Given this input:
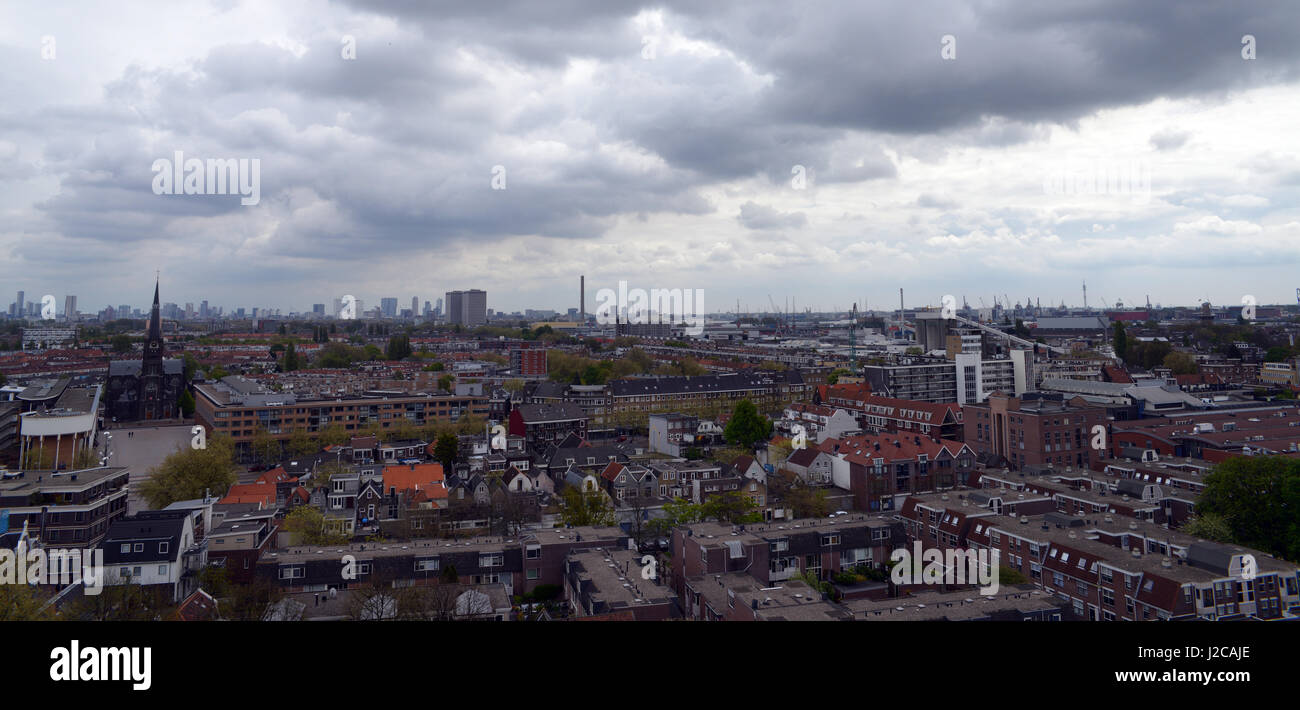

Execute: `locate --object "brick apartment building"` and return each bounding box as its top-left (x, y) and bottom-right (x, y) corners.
top-left (963, 392), bottom-right (1106, 470)
top-left (817, 432), bottom-right (977, 512)
top-left (193, 375), bottom-right (488, 460)
top-left (509, 348), bottom-right (548, 377)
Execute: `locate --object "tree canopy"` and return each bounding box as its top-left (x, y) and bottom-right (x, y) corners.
top-left (138, 433), bottom-right (238, 509)
top-left (1195, 456), bottom-right (1300, 562)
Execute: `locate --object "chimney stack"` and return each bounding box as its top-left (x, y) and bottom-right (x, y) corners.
top-left (580, 275), bottom-right (585, 324)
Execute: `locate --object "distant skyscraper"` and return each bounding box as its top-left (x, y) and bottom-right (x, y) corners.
top-left (118, 305), bottom-right (130, 320)
top-left (313, 303), bottom-right (326, 316)
top-left (423, 300), bottom-right (432, 317)
top-left (381, 297), bottom-right (398, 318)
top-left (15, 290), bottom-right (24, 318)
top-left (411, 296), bottom-right (419, 315)
top-left (445, 289), bottom-right (488, 326)
top-left (435, 297), bottom-right (443, 317)
top-left (63, 295), bottom-right (77, 322)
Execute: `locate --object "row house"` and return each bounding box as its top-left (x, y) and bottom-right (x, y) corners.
top-left (780, 403), bottom-right (859, 443)
top-left (897, 493), bottom-right (1300, 621)
top-left (669, 515), bottom-right (903, 600)
top-left (101, 510), bottom-right (208, 604)
top-left (645, 460), bottom-right (724, 499)
top-left (257, 525), bottom-right (628, 598)
top-left (508, 403), bottom-right (589, 454)
top-left (819, 432), bottom-right (976, 512)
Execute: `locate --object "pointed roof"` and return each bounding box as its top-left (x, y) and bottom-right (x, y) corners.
top-left (147, 278), bottom-right (164, 344)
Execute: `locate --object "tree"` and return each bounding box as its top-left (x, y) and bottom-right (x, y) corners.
top-left (724, 399), bottom-right (772, 448)
top-left (1111, 320), bottom-right (1128, 360)
top-left (283, 506), bottom-right (350, 546)
top-left (251, 428), bottom-right (282, 466)
top-left (137, 434), bottom-right (238, 509)
top-left (700, 491), bottom-right (763, 524)
top-left (287, 428), bottom-right (319, 457)
top-left (282, 342), bottom-right (301, 371)
top-left (434, 432), bottom-right (459, 471)
top-left (317, 423), bottom-right (350, 447)
top-left (110, 334), bottom-right (133, 353)
top-left (178, 389), bottom-right (196, 417)
top-left (561, 486), bottom-right (616, 527)
top-left (1195, 456), bottom-right (1300, 561)
top-left (503, 379), bottom-right (525, 396)
top-left (0, 584), bottom-right (57, 621)
top-left (438, 374), bottom-right (455, 392)
top-left (386, 334), bottom-right (412, 361)
top-left (1162, 351), bottom-right (1198, 375)
top-left (1180, 513), bottom-right (1234, 543)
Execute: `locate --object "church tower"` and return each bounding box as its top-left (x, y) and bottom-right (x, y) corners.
top-left (140, 279), bottom-right (166, 419)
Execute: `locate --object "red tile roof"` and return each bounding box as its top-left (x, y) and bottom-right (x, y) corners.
top-left (381, 462), bottom-right (447, 498)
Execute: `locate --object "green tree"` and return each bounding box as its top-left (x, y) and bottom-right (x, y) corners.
top-left (282, 342), bottom-right (300, 371)
top-left (434, 432), bottom-right (459, 471)
top-left (137, 434), bottom-right (238, 509)
top-left (283, 506), bottom-right (350, 546)
top-left (386, 334), bottom-right (412, 361)
top-left (561, 486), bottom-right (616, 527)
top-left (724, 399), bottom-right (773, 447)
top-left (438, 374), bottom-right (455, 392)
top-left (110, 334), bottom-right (133, 353)
top-left (700, 491), bottom-right (763, 524)
top-left (1180, 512), bottom-right (1234, 543)
top-left (287, 428), bottom-right (319, 457)
top-left (1196, 456), bottom-right (1300, 562)
top-left (1162, 351), bottom-right (1198, 375)
top-left (178, 389), bottom-right (196, 417)
top-left (317, 423), bottom-right (350, 447)
top-left (0, 583), bottom-right (57, 620)
top-left (251, 428), bottom-right (282, 466)
top-left (1112, 320), bottom-right (1128, 360)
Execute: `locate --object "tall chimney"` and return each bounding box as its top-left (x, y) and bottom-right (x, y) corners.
top-left (580, 275), bottom-right (585, 324)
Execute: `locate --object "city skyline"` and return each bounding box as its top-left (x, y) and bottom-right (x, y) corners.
top-left (2, 1), bottom-right (1299, 313)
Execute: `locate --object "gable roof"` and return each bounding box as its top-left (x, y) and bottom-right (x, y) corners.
top-left (219, 482), bottom-right (276, 507)
top-left (381, 462), bottom-right (446, 497)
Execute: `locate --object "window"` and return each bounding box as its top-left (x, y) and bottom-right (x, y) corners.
top-left (526, 545), bottom-right (541, 560)
top-left (279, 566), bottom-right (305, 580)
top-left (479, 553), bottom-right (504, 568)
top-left (133, 543), bottom-right (144, 553)
top-left (157, 565), bottom-right (168, 576)
top-left (159, 542), bottom-right (169, 555)
top-left (120, 544), bottom-right (130, 554)
top-left (526, 569), bottom-right (539, 580)
top-left (821, 534), bottom-right (840, 546)
top-left (414, 558), bottom-right (439, 572)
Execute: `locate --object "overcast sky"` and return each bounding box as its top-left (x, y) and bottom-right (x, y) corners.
top-left (3, 0), bottom-right (1299, 317)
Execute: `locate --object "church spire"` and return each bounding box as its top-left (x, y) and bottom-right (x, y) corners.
top-left (146, 276), bottom-right (164, 354)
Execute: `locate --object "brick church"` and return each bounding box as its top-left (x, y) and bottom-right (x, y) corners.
top-left (105, 281), bottom-right (184, 421)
